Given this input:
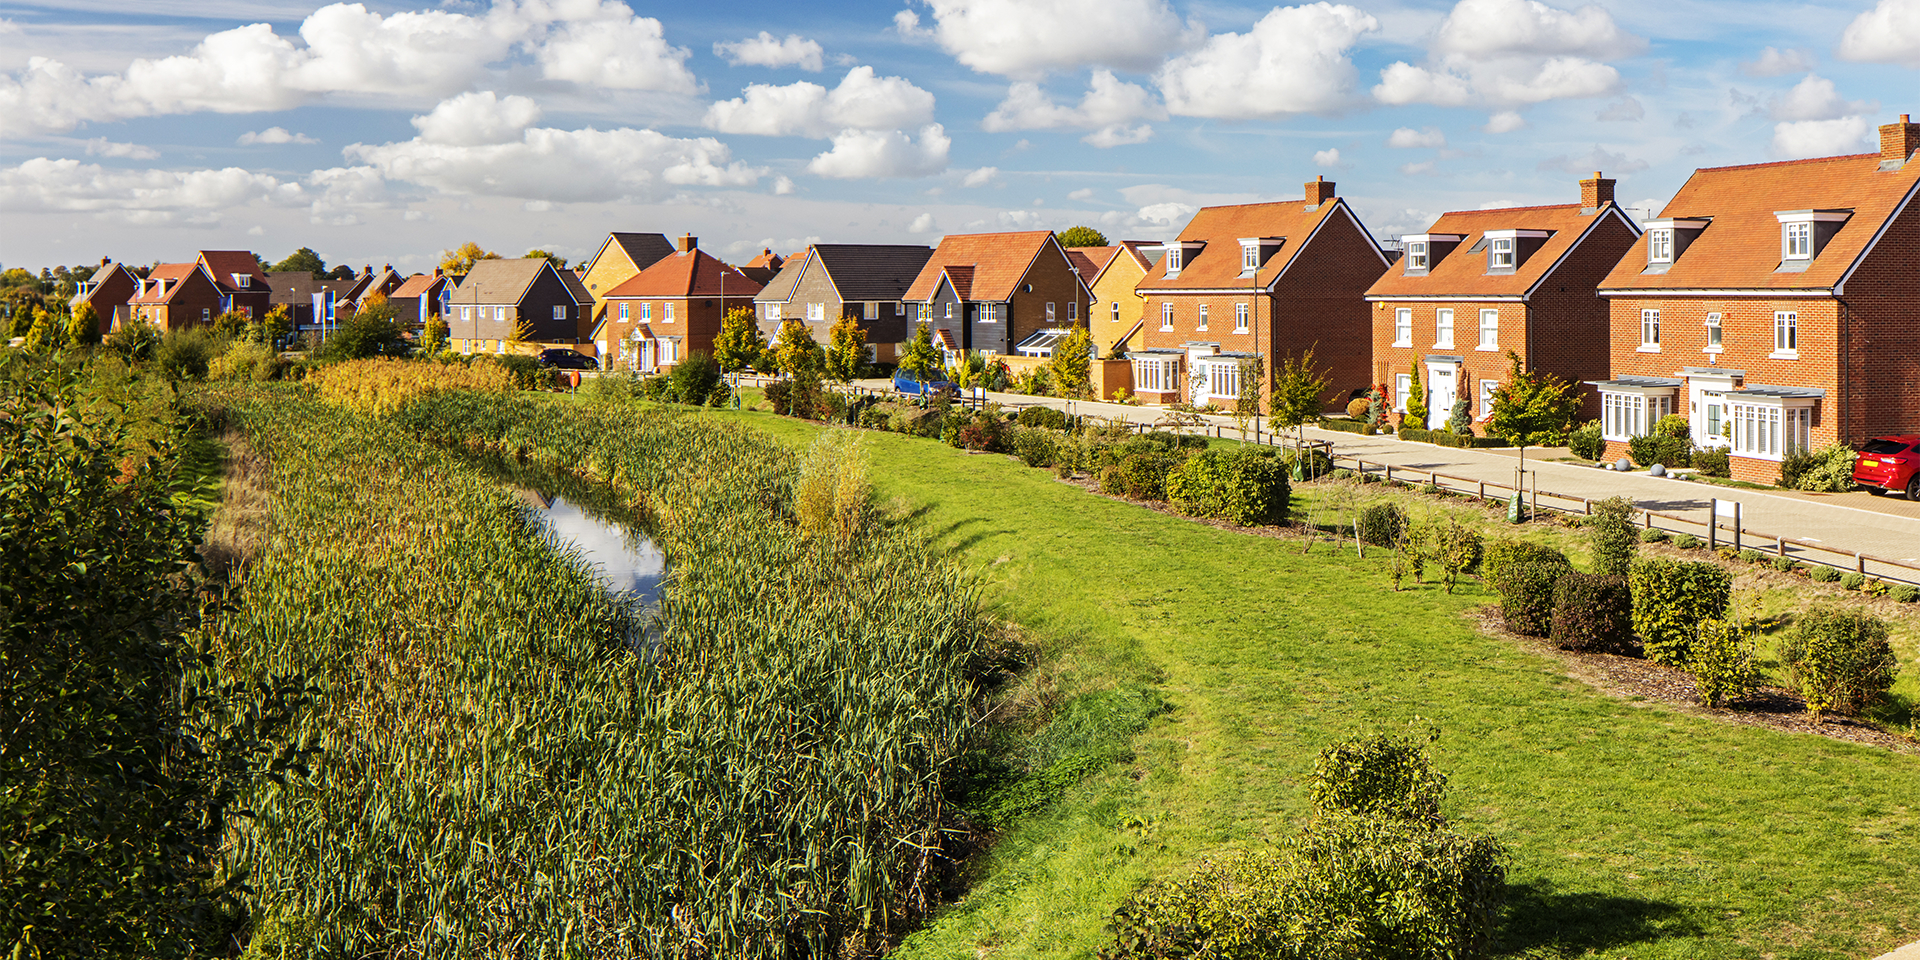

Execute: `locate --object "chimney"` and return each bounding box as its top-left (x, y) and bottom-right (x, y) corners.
top-left (1881, 114), bottom-right (1919, 166)
top-left (1580, 171), bottom-right (1615, 212)
top-left (677, 234), bottom-right (698, 253)
top-left (1304, 175), bottom-right (1336, 208)
top-left (100, 256), bottom-right (111, 267)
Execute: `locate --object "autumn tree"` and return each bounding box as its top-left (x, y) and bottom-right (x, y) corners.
top-left (773, 319), bottom-right (824, 378)
top-left (1049, 324), bottom-right (1092, 398)
top-left (898, 322), bottom-right (942, 387)
top-left (1488, 350), bottom-right (1581, 474)
top-left (67, 302), bottom-right (102, 346)
top-left (824, 312), bottom-right (868, 382)
top-left (439, 242), bottom-right (501, 276)
top-left (1057, 225), bottom-right (1108, 248)
top-left (524, 249), bottom-right (569, 269)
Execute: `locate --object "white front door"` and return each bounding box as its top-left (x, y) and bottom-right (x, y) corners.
top-left (1690, 376), bottom-right (1734, 448)
top-left (1186, 346), bottom-right (1216, 406)
top-left (1425, 362), bottom-right (1456, 429)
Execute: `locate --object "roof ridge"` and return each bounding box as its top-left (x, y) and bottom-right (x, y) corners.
top-left (1439, 201), bottom-right (1585, 217)
top-left (1695, 152), bottom-right (1879, 173)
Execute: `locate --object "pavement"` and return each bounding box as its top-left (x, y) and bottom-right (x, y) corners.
top-left (1874, 941), bottom-right (1920, 960)
top-left (848, 382), bottom-right (1920, 583)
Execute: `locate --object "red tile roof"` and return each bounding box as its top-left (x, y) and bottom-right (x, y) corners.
top-left (903, 230), bottom-right (1055, 302)
top-left (1365, 203), bottom-right (1629, 299)
top-left (1599, 152), bottom-right (1920, 293)
top-left (130, 263), bottom-right (201, 304)
top-left (941, 265), bottom-right (974, 300)
top-left (602, 248), bottom-right (763, 298)
top-left (1065, 246), bottom-right (1114, 282)
top-left (1134, 200), bottom-right (1351, 291)
top-left (744, 249), bottom-right (784, 270)
top-left (391, 273), bottom-right (443, 298)
top-left (197, 250), bottom-right (267, 291)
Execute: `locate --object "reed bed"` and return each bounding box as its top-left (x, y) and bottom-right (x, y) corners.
top-left (307, 357), bottom-right (514, 416)
top-left (205, 388), bottom-right (989, 958)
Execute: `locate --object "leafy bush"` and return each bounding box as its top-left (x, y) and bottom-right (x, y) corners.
top-left (1567, 419), bottom-right (1604, 461)
top-left (1016, 405), bottom-right (1068, 429)
top-left (1308, 731), bottom-right (1447, 825)
top-left (1887, 583), bottom-right (1919, 603)
top-left (1319, 417), bottom-right (1374, 435)
top-left (1447, 398), bottom-right (1473, 436)
top-left (316, 311), bottom-right (410, 362)
top-left (1692, 619), bottom-right (1759, 708)
top-left (208, 340), bottom-right (286, 382)
top-left (1549, 573), bottom-right (1633, 654)
top-left (1588, 496), bottom-right (1638, 577)
top-left (1628, 558), bottom-right (1732, 666)
top-left (155, 326), bottom-right (224, 379)
top-left (1810, 564), bottom-right (1841, 583)
top-left (1010, 425), bottom-right (1059, 467)
top-left (1841, 572), bottom-right (1867, 591)
top-left (1164, 449), bottom-right (1291, 526)
top-left (1639, 528), bottom-right (1669, 544)
top-left (1672, 533), bottom-right (1700, 550)
top-left (1357, 502), bottom-right (1408, 547)
top-left (1346, 397), bottom-right (1370, 419)
top-left (1737, 548), bottom-right (1764, 564)
top-left (1400, 426), bottom-right (1432, 443)
top-left (1772, 555), bottom-right (1800, 574)
top-left (665, 351), bottom-right (721, 405)
top-left (1433, 519), bottom-right (1482, 594)
top-left (493, 352), bottom-right (547, 391)
top-left (1105, 451), bottom-right (1181, 501)
top-left (1781, 443), bottom-right (1858, 491)
top-left (1482, 539), bottom-right (1568, 595)
top-left (1693, 447), bottom-right (1731, 478)
top-left (104, 317), bottom-right (161, 362)
top-left (1780, 609), bottom-right (1899, 718)
top-left (1498, 561), bottom-right (1570, 637)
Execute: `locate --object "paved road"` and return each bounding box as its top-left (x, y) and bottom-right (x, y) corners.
top-left (852, 382), bottom-right (1920, 581)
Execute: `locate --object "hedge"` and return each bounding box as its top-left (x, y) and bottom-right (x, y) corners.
top-left (1780, 608), bottom-right (1899, 718)
top-left (1627, 558), bottom-right (1732, 666)
top-left (1320, 418), bottom-right (1383, 436)
top-left (1549, 573), bottom-right (1633, 654)
top-left (1498, 561), bottom-right (1571, 637)
top-left (1164, 449), bottom-right (1291, 526)
top-left (1482, 539), bottom-right (1568, 595)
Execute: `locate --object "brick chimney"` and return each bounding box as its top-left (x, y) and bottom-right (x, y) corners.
top-left (1881, 114), bottom-right (1919, 165)
top-left (1580, 171), bottom-right (1615, 211)
top-left (677, 234), bottom-right (698, 253)
top-left (1304, 176), bottom-right (1336, 207)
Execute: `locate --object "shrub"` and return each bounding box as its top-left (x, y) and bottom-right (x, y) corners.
top-left (1283, 446), bottom-right (1333, 480)
top-left (1841, 572), bottom-right (1867, 591)
top-left (1887, 583), bottom-right (1919, 603)
top-left (1482, 539), bottom-right (1568, 594)
top-left (1164, 449), bottom-right (1291, 526)
top-left (1010, 425), bottom-right (1059, 467)
top-left (955, 418), bottom-right (1006, 452)
top-left (1111, 451), bottom-right (1180, 501)
top-left (1738, 548), bottom-right (1765, 564)
top-left (1810, 564), bottom-right (1841, 583)
top-left (1309, 731), bottom-right (1446, 825)
top-left (1433, 519), bottom-right (1482, 594)
top-left (665, 351), bottom-right (721, 405)
top-left (155, 326), bottom-right (224, 380)
top-left (104, 317), bottom-right (161, 362)
top-left (1588, 496), bottom-right (1638, 577)
top-left (1357, 502), bottom-right (1408, 547)
top-left (493, 353), bottom-right (547, 391)
top-left (1772, 555), bottom-right (1800, 573)
top-left (1692, 619), bottom-right (1760, 708)
top-left (1549, 573), bottom-right (1633, 654)
top-left (316, 311), bottom-right (410, 362)
top-left (1628, 558), bottom-right (1732, 666)
top-left (1639, 528), bottom-right (1669, 544)
top-left (207, 340), bottom-right (285, 382)
top-left (1567, 419), bottom-right (1604, 461)
top-left (1781, 443), bottom-right (1858, 491)
top-left (1016, 405), bottom-right (1067, 429)
top-left (1400, 426), bottom-right (1432, 443)
top-left (1346, 396), bottom-right (1370, 419)
top-left (1626, 434), bottom-right (1659, 468)
top-left (1780, 609), bottom-right (1899, 718)
top-left (1498, 561), bottom-right (1570, 637)
top-left (1693, 447), bottom-right (1731, 478)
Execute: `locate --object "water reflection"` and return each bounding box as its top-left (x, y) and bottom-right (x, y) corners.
top-left (514, 487), bottom-right (666, 605)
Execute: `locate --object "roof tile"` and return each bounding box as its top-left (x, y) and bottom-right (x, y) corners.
top-left (903, 231), bottom-right (1054, 302)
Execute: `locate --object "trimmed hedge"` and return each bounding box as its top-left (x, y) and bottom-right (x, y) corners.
top-left (1498, 561), bottom-right (1572, 637)
top-left (1549, 573), bottom-right (1633, 654)
top-left (1319, 418), bottom-right (1378, 435)
top-left (1692, 618), bottom-right (1759, 708)
top-left (1164, 449), bottom-right (1291, 526)
top-left (1628, 558), bottom-right (1732, 666)
top-left (1357, 502), bottom-right (1408, 547)
top-left (1780, 608), bottom-right (1899, 718)
top-left (1482, 539), bottom-right (1568, 595)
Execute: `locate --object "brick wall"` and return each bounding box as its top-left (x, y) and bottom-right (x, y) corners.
top-left (1837, 192), bottom-right (1920, 443)
top-left (1368, 300), bottom-right (1522, 426)
top-left (1008, 249), bottom-right (1091, 348)
top-left (1528, 212), bottom-right (1641, 418)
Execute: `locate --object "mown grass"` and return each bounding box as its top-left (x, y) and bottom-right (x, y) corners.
top-left (709, 406), bottom-right (1920, 959)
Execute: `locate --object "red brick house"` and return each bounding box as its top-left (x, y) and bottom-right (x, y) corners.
top-left (127, 263), bottom-right (227, 331)
top-left (390, 271), bottom-right (452, 328)
top-left (902, 231), bottom-right (1091, 361)
top-left (70, 260), bottom-right (140, 333)
top-left (595, 236), bottom-right (761, 371)
top-left (1132, 177), bottom-right (1392, 407)
top-left (195, 250), bottom-right (272, 319)
top-left (1594, 114), bottom-right (1920, 483)
top-left (1365, 173), bottom-right (1641, 429)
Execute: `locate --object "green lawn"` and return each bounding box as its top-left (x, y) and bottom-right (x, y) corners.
top-left (714, 408), bottom-right (1920, 959)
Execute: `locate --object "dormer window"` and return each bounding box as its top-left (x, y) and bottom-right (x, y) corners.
top-left (1784, 221), bottom-right (1811, 259)
top-left (1407, 242), bottom-right (1428, 269)
top-left (1165, 246), bottom-right (1182, 276)
top-left (1241, 243), bottom-right (1258, 273)
top-left (1400, 233), bottom-right (1460, 275)
top-left (1774, 210), bottom-right (1850, 268)
top-left (1648, 229), bottom-right (1672, 263)
top-left (1490, 238), bottom-right (1515, 268)
top-left (236, 274), bottom-right (251, 288)
top-left (1641, 218), bottom-right (1708, 271)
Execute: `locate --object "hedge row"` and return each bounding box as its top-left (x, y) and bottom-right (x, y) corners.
top-left (1397, 426), bottom-right (1512, 449)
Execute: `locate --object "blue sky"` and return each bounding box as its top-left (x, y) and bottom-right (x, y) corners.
top-left (2, 0), bottom-right (1916, 273)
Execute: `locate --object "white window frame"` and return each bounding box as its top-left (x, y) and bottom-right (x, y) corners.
top-left (1490, 237), bottom-right (1515, 268)
top-left (1407, 242), bottom-right (1428, 270)
top-left (864, 301), bottom-right (878, 320)
top-left (1772, 311), bottom-right (1798, 358)
top-left (461, 306), bottom-right (473, 323)
top-left (1783, 221), bottom-right (1812, 260)
top-left (917, 303), bottom-right (931, 322)
top-left (1729, 401), bottom-right (1812, 461)
top-left (1069, 300), bottom-right (1078, 321)
top-left (945, 302), bottom-right (955, 320)
top-left (1648, 228), bottom-right (1673, 264)
top-left (1046, 301), bottom-right (1057, 322)
top-left (1435, 308), bottom-right (1454, 349)
top-left (807, 302), bottom-right (824, 323)
top-left (1196, 304), bottom-right (1208, 331)
top-left (1395, 373), bottom-right (1413, 413)
top-left (1240, 243), bottom-right (1258, 274)
top-left (1638, 308), bottom-right (1660, 352)
top-left (1393, 308), bottom-right (1411, 347)
top-left (1479, 379), bottom-right (1497, 418)
top-left (766, 303), bottom-right (781, 321)
top-left (494, 306), bottom-right (507, 323)
top-left (1131, 356), bottom-right (1177, 393)
top-left (1160, 302), bottom-right (1174, 331)
top-left (1205, 361), bottom-right (1241, 400)
top-left (641, 302), bottom-right (653, 322)
top-left (978, 303), bottom-right (998, 323)
top-left (1234, 303), bottom-right (1249, 334)
top-left (552, 304), bottom-right (566, 321)
top-left (1164, 247), bottom-right (1182, 276)
top-left (618, 302), bottom-right (630, 321)
top-left (1600, 391), bottom-right (1675, 442)
top-left (664, 302), bottom-right (676, 323)
top-left (1704, 312), bottom-right (1722, 352)
top-left (1110, 302), bottom-right (1120, 322)
top-left (1477, 308), bottom-right (1498, 351)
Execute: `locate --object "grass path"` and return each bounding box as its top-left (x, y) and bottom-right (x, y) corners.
top-left (717, 409), bottom-right (1920, 959)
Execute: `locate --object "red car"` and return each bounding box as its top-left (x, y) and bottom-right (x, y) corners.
top-left (1853, 435), bottom-right (1920, 499)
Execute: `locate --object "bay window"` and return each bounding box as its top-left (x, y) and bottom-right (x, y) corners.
top-left (1132, 355), bottom-right (1178, 393)
top-left (1601, 391), bottom-right (1673, 441)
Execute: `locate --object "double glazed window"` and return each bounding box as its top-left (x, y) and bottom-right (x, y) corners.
top-left (1407, 242), bottom-right (1428, 270)
top-left (1160, 303), bottom-right (1174, 330)
top-left (1774, 311), bottom-right (1798, 355)
top-left (664, 303), bottom-right (675, 323)
top-left (1648, 229), bottom-right (1672, 263)
top-left (1783, 221), bottom-right (1812, 260)
top-left (1490, 238), bottom-right (1515, 268)
top-left (1601, 392), bottom-right (1673, 441)
top-left (1235, 303), bottom-right (1249, 333)
top-left (1110, 302), bottom-right (1121, 322)
top-left (1196, 304), bottom-right (1209, 331)
top-left (618, 303), bottom-right (630, 321)
top-left (1206, 362), bottom-right (1242, 399)
top-left (1478, 309), bottom-right (1497, 350)
top-left (1241, 244), bottom-right (1259, 272)
top-left (1731, 403), bottom-right (1811, 459)
top-left (1435, 308), bottom-right (1454, 348)
top-left (641, 303), bottom-right (653, 322)
top-left (1705, 312), bottom-right (1722, 349)
top-left (1639, 309), bottom-right (1660, 349)
top-left (1394, 308), bottom-right (1411, 346)
top-left (1395, 373), bottom-right (1412, 413)
top-left (1132, 357), bottom-right (1176, 392)
top-left (552, 305), bottom-right (566, 320)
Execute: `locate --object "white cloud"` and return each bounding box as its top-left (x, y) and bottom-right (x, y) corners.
top-left (772, 175), bottom-right (795, 195)
top-left (920, 0), bottom-right (1199, 79)
top-left (0, 156), bottom-right (301, 217)
top-left (703, 66), bottom-right (935, 137)
top-left (1312, 147), bottom-right (1343, 167)
top-left (1158, 3), bottom-right (1380, 119)
top-left (1400, 160), bottom-right (1436, 175)
top-left (305, 163), bottom-right (388, 224)
top-left (0, 0), bottom-right (697, 136)
top-left (961, 166), bottom-right (999, 187)
top-left (1839, 0), bottom-right (1920, 67)
top-left (1134, 201), bottom-right (1196, 226)
top-left (1484, 110), bottom-right (1528, 132)
top-left (908, 211), bottom-right (939, 233)
top-left (714, 31), bottom-right (824, 71)
top-left (1373, 0), bottom-right (1638, 109)
top-left (1741, 46), bottom-right (1814, 77)
top-left (894, 9), bottom-right (928, 37)
top-left (1596, 96), bottom-right (1643, 121)
top-left (237, 126), bottom-right (318, 145)
top-left (411, 91), bottom-right (543, 146)
top-left (1771, 117), bottom-right (1876, 158)
top-left (1068, 188), bottom-right (1095, 200)
top-left (983, 70), bottom-right (1164, 146)
top-left (1537, 145), bottom-right (1648, 175)
top-left (83, 137), bottom-right (159, 159)
top-left (1387, 126), bottom-right (1447, 148)
top-left (1767, 75), bottom-right (1876, 122)
top-left (806, 124), bottom-right (951, 179)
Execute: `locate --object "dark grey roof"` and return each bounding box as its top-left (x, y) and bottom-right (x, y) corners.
top-left (1585, 376), bottom-right (1683, 389)
top-left (610, 233), bottom-right (674, 272)
top-left (755, 253), bottom-right (807, 303)
top-left (557, 268), bottom-right (590, 304)
top-left (812, 244), bottom-right (934, 301)
top-left (1726, 384), bottom-right (1825, 399)
top-left (448, 258), bottom-right (552, 305)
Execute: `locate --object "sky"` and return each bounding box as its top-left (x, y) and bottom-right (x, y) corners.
top-left (2, 0), bottom-right (1917, 274)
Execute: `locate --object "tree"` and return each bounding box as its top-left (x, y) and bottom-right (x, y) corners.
top-left (259, 305), bottom-right (294, 346)
top-left (440, 242), bottom-right (501, 275)
top-left (712, 307), bottom-right (765, 374)
top-left (67, 302), bottom-right (102, 346)
top-left (1404, 360), bottom-right (1426, 429)
top-left (1270, 348), bottom-right (1330, 450)
top-left (899, 322), bottom-right (942, 386)
top-left (773, 319), bottom-right (823, 378)
top-left (420, 316), bottom-right (449, 355)
top-left (1049, 323), bottom-right (1092, 397)
top-left (1488, 350), bottom-right (1581, 478)
top-left (524, 249), bottom-right (569, 269)
top-left (824, 312), bottom-right (868, 382)
top-left (212, 310), bottom-right (249, 338)
top-left (1057, 225), bottom-right (1109, 248)
top-left (1233, 357), bottom-right (1266, 440)
top-left (273, 247), bottom-right (328, 279)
